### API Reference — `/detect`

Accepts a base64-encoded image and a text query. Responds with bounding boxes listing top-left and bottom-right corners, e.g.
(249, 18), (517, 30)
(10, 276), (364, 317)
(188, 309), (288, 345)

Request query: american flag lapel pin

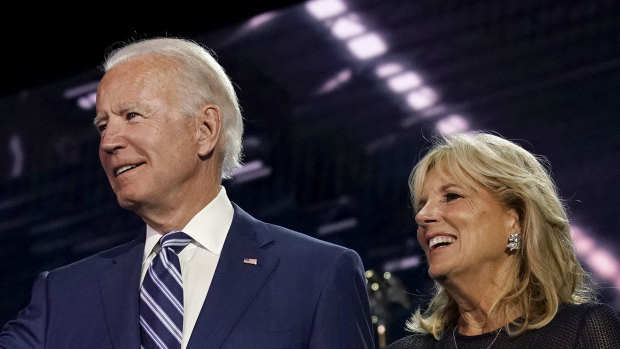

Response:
(244, 257), (258, 265)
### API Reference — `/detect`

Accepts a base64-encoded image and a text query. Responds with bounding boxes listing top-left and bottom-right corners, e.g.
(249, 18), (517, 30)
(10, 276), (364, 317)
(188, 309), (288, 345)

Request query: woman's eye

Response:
(97, 124), (107, 133)
(445, 193), (461, 202)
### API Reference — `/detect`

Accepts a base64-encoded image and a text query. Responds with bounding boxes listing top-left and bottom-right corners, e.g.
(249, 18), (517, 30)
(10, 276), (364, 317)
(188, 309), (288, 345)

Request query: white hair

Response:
(103, 37), (244, 178)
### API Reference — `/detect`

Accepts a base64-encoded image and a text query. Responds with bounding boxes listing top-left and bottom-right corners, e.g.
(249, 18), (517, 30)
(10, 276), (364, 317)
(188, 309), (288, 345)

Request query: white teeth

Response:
(116, 164), (138, 176)
(429, 235), (456, 250)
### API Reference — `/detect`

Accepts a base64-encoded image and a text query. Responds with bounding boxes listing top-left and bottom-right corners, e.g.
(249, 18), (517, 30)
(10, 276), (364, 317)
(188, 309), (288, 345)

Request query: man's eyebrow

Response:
(92, 104), (141, 126)
(93, 114), (107, 126)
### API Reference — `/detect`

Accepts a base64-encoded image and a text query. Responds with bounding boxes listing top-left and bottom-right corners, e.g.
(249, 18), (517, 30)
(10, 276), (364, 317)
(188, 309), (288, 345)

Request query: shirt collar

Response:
(143, 186), (234, 261)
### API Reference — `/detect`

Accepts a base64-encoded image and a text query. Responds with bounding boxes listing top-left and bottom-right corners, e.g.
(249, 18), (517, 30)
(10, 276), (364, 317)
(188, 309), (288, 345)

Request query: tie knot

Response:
(160, 230), (192, 254)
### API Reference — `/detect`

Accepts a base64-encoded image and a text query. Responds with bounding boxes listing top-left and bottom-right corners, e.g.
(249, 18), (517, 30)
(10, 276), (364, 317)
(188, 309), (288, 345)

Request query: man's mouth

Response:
(429, 235), (456, 250)
(114, 163), (143, 177)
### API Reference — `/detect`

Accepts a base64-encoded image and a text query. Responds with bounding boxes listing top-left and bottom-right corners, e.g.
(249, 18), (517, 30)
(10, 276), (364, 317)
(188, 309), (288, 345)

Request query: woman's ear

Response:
(505, 208), (521, 235)
(196, 104), (222, 157)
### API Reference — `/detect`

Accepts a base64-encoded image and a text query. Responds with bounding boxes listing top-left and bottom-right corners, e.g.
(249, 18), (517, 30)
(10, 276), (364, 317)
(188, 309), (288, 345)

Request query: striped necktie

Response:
(140, 231), (192, 349)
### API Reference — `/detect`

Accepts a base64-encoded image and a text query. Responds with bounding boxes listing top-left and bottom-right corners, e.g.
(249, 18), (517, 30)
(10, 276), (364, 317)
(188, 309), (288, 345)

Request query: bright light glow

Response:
(587, 250), (619, 279)
(246, 12), (277, 29)
(420, 104), (447, 117)
(383, 255), (421, 272)
(571, 225), (620, 297)
(406, 86), (438, 110)
(231, 160), (264, 177)
(317, 218), (358, 235)
(77, 91), (97, 110)
(387, 71), (423, 92)
(377, 325), (386, 334)
(317, 68), (352, 94)
(331, 14), (366, 39)
(346, 33), (387, 60)
(230, 159), (273, 183)
(436, 114), (469, 135)
(234, 167), (272, 184)
(63, 81), (99, 99)
(572, 226), (596, 255)
(77, 98), (90, 110)
(305, 0), (347, 19)
(376, 63), (403, 77)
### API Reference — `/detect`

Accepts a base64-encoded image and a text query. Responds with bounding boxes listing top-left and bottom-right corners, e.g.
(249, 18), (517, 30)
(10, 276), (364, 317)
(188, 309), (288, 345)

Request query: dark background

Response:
(2, 1), (620, 346)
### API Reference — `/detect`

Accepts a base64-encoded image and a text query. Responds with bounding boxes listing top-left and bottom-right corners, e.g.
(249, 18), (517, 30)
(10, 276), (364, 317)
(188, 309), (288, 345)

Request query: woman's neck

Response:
(442, 271), (520, 335)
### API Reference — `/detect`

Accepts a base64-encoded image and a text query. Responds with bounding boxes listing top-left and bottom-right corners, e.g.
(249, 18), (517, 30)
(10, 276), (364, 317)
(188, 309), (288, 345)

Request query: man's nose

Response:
(99, 120), (126, 154)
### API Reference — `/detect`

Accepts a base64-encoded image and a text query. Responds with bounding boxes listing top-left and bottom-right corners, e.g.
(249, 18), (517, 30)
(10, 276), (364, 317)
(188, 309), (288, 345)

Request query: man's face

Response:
(94, 55), (204, 214)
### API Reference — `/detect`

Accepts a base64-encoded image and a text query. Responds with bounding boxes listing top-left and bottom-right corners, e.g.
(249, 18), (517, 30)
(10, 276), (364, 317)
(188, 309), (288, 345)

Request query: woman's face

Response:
(415, 167), (519, 283)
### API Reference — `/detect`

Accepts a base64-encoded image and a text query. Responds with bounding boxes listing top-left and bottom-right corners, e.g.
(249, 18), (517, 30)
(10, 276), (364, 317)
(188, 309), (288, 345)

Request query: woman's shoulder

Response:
(385, 333), (437, 349)
(549, 302), (620, 330)
(556, 302), (620, 321)
(548, 302), (620, 347)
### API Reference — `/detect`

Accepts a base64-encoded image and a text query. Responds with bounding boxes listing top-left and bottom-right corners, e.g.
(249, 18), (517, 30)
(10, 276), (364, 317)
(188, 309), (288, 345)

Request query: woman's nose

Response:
(415, 201), (439, 226)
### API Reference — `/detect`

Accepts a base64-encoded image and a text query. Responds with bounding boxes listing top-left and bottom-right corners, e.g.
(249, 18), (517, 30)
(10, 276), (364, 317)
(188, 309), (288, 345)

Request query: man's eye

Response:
(445, 193), (461, 202)
(96, 124), (107, 133)
(127, 112), (138, 119)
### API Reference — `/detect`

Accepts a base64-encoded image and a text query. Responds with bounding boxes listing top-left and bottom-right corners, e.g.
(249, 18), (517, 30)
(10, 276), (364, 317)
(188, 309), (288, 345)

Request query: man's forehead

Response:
(105, 54), (180, 76)
(100, 61), (179, 98)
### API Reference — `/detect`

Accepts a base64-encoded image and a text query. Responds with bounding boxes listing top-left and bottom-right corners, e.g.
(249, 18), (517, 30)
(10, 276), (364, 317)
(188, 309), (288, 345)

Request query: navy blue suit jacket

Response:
(0, 203), (375, 348)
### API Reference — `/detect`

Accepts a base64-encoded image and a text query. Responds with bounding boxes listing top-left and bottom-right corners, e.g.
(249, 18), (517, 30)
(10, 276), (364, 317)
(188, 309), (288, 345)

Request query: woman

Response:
(387, 132), (620, 348)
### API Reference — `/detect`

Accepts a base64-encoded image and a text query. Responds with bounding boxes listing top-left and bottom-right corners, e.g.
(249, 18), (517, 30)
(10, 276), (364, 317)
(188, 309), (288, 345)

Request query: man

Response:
(0, 38), (375, 348)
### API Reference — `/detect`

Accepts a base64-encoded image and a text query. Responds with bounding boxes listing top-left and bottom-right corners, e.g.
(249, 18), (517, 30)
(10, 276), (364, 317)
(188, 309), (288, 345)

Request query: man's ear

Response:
(196, 104), (222, 157)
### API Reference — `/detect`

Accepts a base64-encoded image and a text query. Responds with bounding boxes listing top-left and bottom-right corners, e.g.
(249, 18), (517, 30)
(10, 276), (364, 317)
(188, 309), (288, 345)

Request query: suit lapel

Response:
(187, 204), (279, 349)
(98, 234), (144, 349)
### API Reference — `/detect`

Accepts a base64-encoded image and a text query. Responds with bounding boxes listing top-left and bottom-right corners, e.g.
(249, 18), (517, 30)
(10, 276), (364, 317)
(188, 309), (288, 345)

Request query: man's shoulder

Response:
(50, 234), (142, 275)
(263, 220), (348, 251)
(233, 205), (360, 269)
(232, 202), (353, 253)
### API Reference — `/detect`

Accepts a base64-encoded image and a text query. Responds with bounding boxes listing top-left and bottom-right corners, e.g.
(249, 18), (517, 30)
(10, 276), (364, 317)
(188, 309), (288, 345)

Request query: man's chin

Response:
(116, 196), (143, 212)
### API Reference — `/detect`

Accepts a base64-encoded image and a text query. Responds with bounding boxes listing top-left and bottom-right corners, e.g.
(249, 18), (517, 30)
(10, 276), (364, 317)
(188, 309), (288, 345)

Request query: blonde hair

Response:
(406, 131), (595, 339)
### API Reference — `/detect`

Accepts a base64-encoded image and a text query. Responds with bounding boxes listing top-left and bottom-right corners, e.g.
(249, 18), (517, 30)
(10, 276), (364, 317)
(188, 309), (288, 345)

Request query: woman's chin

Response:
(427, 266), (447, 280)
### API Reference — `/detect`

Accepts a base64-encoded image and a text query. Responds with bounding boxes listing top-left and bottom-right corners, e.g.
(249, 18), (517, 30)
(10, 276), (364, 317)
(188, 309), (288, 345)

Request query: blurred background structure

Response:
(1, 0), (620, 346)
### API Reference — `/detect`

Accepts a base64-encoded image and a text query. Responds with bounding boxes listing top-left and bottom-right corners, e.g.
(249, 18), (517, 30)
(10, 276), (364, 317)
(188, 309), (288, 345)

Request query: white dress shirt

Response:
(140, 186), (234, 349)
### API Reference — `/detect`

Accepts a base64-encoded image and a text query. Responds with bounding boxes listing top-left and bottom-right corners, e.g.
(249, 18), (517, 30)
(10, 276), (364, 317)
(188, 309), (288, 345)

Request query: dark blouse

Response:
(386, 303), (620, 348)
